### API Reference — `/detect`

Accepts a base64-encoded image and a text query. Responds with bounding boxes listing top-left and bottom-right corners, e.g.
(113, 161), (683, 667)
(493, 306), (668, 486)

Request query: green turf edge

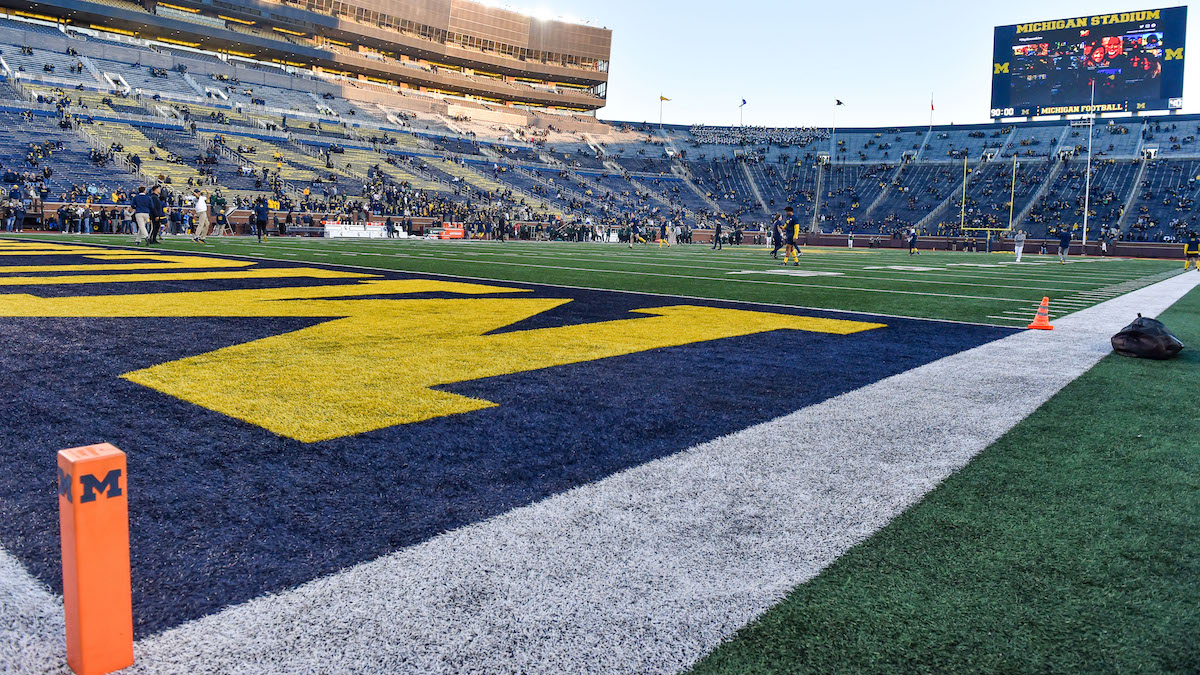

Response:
(688, 285), (1200, 675)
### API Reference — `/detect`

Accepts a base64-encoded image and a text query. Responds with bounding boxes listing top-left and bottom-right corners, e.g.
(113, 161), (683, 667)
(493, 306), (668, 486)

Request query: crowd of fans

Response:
(689, 125), (830, 148)
(3, 48), (1198, 245)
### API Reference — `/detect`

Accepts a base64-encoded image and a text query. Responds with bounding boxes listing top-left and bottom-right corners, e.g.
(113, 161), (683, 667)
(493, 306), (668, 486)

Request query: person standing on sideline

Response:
(1013, 229), (1026, 262)
(191, 189), (210, 243)
(148, 185), (166, 245)
(253, 198), (270, 243)
(908, 228), (920, 256)
(131, 186), (152, 245)
(712, 219), (723, 250)
(1058, 226), (1072, 264)
(847, 231), (854, 249)
(1184, 230), (1199, 271)
(659, 218), (671, 248)
(770, 216), (783, 259)
(780, 206), (800, 264)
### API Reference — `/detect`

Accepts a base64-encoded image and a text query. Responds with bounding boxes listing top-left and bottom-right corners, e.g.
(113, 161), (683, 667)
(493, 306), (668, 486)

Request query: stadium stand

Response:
(0, 13), (1196, 242)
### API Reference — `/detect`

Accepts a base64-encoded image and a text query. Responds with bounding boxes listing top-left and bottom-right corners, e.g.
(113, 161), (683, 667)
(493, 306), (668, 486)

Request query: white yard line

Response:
(331, 241), (1155, 282)
(163, 242), (1067, 303)
(303, 244), (1151, 285)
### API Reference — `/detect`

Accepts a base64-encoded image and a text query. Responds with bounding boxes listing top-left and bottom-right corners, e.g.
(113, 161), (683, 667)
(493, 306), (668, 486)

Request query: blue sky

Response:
(520, 1), (1197, 127)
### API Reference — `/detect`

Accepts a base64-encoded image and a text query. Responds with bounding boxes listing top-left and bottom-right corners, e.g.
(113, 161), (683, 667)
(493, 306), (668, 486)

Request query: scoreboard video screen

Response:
(990, 7), (1187, 118)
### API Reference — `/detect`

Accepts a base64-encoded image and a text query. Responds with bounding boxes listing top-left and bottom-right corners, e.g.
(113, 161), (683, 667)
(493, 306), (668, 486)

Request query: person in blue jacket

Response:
(147, 185), (166, 245)
(1058, 226), (1073, 264)
(131, 186), (153, 245)
(253, 198), (271, 243)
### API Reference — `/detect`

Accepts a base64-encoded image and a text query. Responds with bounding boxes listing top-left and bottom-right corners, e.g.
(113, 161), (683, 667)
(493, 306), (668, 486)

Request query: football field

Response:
(0, 234), (1197, 674)
(127, 236), (1183, 326)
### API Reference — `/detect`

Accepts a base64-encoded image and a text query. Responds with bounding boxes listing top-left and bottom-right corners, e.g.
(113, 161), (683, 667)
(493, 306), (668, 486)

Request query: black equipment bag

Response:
(1111, 314), (1184, 360)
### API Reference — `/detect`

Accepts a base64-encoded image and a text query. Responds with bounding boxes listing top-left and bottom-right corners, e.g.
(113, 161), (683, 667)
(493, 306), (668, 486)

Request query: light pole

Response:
(1082, 79), (1095, 252)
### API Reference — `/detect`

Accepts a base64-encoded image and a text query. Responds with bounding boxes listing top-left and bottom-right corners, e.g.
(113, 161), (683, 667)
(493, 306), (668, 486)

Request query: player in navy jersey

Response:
(629, 219), (646, 248)
(780, 206), (802, 265)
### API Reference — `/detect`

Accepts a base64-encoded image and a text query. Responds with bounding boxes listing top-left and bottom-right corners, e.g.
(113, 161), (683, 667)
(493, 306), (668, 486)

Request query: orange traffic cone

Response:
(1027, 297), (1053, 330)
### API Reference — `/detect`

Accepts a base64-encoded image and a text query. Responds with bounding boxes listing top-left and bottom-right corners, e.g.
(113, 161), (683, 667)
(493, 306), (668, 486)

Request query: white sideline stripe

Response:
(0, 548), (68, 673)
(111, 272), (1195, 675)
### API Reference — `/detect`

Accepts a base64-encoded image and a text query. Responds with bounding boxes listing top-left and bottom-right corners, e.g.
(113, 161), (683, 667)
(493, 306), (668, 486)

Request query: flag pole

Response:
(831, 101), (837, 159)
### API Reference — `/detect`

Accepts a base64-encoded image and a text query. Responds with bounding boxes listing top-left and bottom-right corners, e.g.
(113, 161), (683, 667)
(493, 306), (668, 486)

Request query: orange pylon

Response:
(58, 443), (134, 675)
(1027, 297), (1053, 330)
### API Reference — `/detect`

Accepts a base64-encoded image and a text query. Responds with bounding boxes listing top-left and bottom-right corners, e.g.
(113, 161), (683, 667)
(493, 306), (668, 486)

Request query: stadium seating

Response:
(0, 111), (140, 199)
(2, 15), (1199, 240)
(820, 163), (892, 227)
(1024, 159), (1141, 236)
(1126, 159), (1200, 240)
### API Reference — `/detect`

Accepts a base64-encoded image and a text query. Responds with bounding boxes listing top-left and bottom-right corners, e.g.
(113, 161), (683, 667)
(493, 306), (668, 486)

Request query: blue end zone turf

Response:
(0, 247), (1015, 637)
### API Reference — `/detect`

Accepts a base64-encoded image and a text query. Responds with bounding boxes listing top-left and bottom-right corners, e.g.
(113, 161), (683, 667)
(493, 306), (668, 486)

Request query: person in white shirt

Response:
(191, 189), (211, 243)
(1013, 229), (1027, 262)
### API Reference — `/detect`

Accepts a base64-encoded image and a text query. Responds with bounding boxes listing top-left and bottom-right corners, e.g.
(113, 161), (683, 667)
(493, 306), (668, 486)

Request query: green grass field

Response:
(691, 286), (1200, 674)
(20, 234), (1186, 326)
(3, 233), (1196, 672)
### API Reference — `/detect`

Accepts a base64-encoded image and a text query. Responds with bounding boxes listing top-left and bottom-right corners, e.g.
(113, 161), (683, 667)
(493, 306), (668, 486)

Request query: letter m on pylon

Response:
(79, 469), (122, 503)
(994, 63), (1010, 74)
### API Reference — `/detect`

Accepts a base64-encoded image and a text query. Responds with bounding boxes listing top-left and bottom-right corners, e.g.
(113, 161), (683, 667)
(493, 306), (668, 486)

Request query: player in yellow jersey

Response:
(780, 206), (803, 265)
(1184, 231), (1199, 270)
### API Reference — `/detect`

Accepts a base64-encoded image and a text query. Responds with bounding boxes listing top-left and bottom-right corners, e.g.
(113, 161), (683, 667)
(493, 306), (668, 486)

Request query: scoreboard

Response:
(990, 7), (1187, 118)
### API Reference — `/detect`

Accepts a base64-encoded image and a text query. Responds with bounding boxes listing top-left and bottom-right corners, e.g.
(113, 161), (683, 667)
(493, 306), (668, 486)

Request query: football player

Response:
(1184, 231), (1199, 271)
(629, 218), (646, 248)
(780, 206), (802, 266)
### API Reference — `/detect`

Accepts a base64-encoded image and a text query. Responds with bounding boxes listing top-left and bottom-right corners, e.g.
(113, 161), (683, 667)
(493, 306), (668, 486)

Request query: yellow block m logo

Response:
(1166, 48), (1183, 61)
(0, 279), (885, 442)
(994, 62), (1010, 74)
